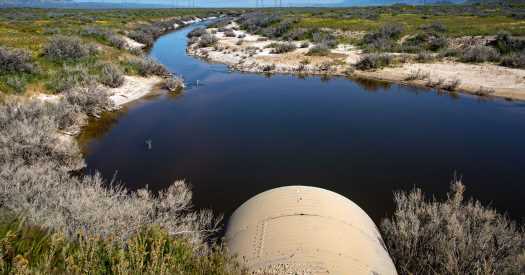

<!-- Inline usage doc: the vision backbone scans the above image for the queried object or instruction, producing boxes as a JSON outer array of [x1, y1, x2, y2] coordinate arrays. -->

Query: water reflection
[[351, 77, 392, 92], [80, 23, 525, 225]]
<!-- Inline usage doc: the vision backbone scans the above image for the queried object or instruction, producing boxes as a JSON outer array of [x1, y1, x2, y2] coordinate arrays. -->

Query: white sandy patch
[[122, 36, 145, 50], [377, 62, 525, 99], [109, 75, 163, 107], [35, 93, 61, 104], [189, 22, 525, 101]]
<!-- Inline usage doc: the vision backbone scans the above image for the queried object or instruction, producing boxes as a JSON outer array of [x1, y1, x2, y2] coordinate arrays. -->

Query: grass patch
[[298, 13, 525, 37], [0, 8, 226, 94], [0, 212, 244, 274]]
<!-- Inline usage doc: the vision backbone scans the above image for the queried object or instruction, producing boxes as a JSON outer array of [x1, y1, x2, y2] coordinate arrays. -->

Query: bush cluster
[[262, 19, 295, 39], [164, 76, 184, 92], [381, 181, 525, 274], [48, 64, 96, 93], [354, 53, 392, 70], [460, 45, 500, 63], [98, 62, 124, 88], [187, 27, 207, 38], [5, 76, 28, 94], [0, 46, 36, 74], [223, 29, 236, 37], [269, 42, 297, 54], [128, 57, 170, 77], [0, 94, 223, 244], [307, 44, 331, 56], [492, 31, 525, 55], [237, 12, 281, 34], [64, 85, 113, 117], [361, 23, 404, 52], [283, 28, 307, 41], [81, 26, 126, 49], [500, 52, 525, 68], [197, 33, 218, 48], [311, 31, 338, 49], [207, 18, 232, 29], [43, 35, 98, 61], [129, 17, 188, 47], [401, 31, 447, 53]]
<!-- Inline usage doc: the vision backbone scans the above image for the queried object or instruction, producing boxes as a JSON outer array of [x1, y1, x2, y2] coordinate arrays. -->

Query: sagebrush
[[381, 180, 525, 275]]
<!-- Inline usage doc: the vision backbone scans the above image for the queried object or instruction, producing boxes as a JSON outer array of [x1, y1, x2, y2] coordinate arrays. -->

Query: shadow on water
[[351, 77, 393, 92], [80, 22, 525, 226]]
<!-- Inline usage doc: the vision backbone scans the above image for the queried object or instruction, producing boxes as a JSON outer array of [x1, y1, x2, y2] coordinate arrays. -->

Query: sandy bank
[[35, 75, 165, 108], [122, 36, 145, 50], [32, 74, 164, 151], [188, 23, 525, 101], [109, 75, 164, 107]]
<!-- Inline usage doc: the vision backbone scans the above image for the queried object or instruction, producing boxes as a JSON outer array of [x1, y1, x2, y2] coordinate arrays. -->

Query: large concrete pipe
[[225, 186, 397, 275]]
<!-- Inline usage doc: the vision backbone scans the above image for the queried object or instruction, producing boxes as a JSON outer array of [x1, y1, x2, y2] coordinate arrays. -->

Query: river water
[[80, 23, 525, 224]]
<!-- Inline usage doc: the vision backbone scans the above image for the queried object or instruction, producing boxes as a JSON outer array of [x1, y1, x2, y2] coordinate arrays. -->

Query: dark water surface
[[81, 23, 525, 224]]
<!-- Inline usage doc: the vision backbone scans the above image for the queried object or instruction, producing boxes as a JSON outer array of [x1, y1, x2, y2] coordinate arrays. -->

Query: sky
[[73, 0, 345, 7]]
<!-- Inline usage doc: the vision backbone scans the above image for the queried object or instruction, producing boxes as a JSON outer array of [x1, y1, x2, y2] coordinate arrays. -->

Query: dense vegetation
[[230, 4, 525, 70], [0, 8, 233, 94], [0, 212, 244, 274], [381, 180, 525, 274]]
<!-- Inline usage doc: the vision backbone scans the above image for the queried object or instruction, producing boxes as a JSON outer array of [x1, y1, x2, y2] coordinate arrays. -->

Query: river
[[80, 22, 525, 224]]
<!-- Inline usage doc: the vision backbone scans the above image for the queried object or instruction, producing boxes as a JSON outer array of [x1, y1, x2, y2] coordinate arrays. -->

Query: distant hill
[[325, 0, 465, 6], [0, 0, 172, 9], [465, 0, 525, 4]]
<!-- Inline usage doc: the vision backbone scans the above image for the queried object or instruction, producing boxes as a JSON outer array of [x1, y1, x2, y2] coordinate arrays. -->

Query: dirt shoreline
[[188, 23, 525, 101], [30, 16, 217, 152]]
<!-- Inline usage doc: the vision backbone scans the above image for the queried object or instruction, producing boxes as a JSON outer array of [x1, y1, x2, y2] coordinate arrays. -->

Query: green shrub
[[81, 26, 126, 49], [223, 29, 236, 37], [187, 27, 207, 38], [48, 64, 95, 93], [438, 48, 461, 58], [401, 23, 448, 53], [0, 99, 82, 169], [415, 51, 434, 63], [362, 23, 404, 52], [262, 19, 294, 39], [98, 62, 124, 88], [355, 54, 392, 70], [460, 45, 500, 63], [43, 35, 98, 61], [381, 181, 525, 275], [237, 12, 281, 34], [0, 46, 36, 74], [283, 28, 307, 41], [0, 215, 244, 274], [128, 57, 169, 77], [5, 76, 27, 94], [164, 76, 184, 92], [64, 85, 113, 117], [269, 42, 297, 54], [492, 31, 525, 55], [419, 21, 447, 33], [500, 52, 525, 69], [307, 44, 330, 56], [129, 29, 154, 46], [311, 31, 338, 49], [197, 33, 218, 48]]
